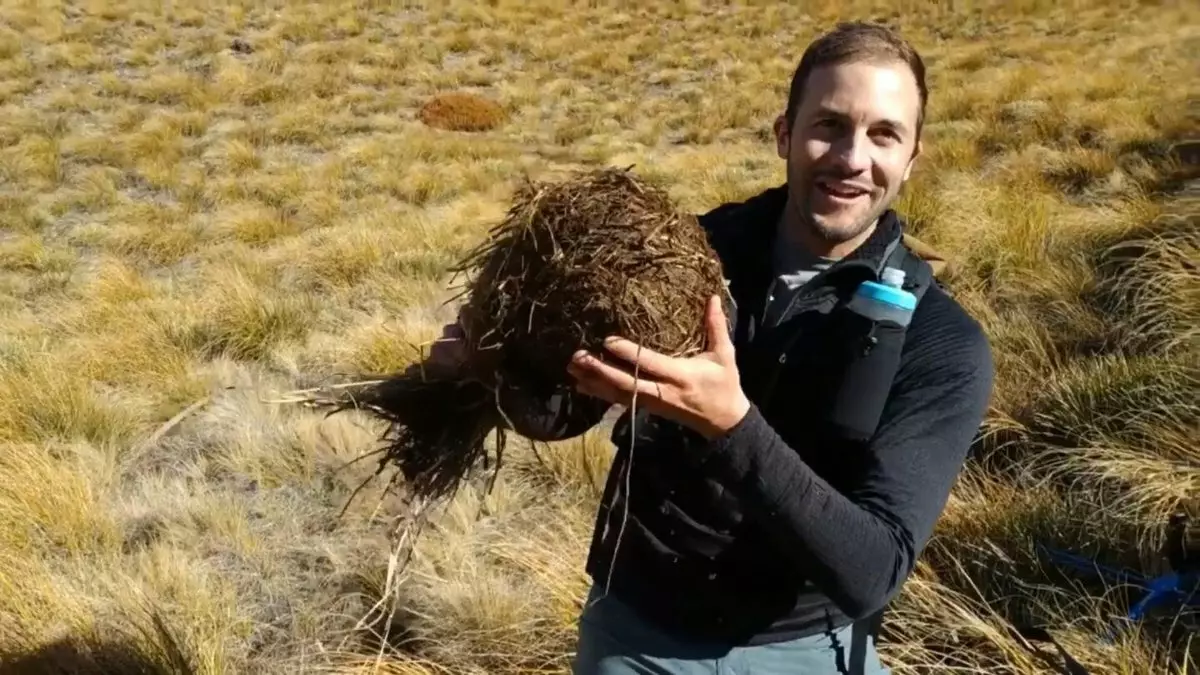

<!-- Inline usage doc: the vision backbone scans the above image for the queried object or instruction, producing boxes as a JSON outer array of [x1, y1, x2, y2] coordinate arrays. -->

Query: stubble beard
[[788, 165, 884, 248], [802, 201, 879, 245]]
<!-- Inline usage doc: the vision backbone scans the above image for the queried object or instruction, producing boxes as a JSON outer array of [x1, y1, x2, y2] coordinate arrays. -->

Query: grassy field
[[0, 1, 1197, 673]]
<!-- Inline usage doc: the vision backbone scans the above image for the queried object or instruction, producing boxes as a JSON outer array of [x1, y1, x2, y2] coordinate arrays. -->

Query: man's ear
[[773, 115, 790, 159], [902, 138, 923, 182]]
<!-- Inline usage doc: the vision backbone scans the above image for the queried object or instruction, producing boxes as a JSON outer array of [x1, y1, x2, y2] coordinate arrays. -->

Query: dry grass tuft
[[418, 92, 508, 133], [297, 167, 724, 520], [457, 166, 726, 382]]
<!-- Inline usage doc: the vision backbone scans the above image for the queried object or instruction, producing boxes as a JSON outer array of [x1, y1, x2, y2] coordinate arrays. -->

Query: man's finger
[[705, 295, 735, 361], [599, 338, 682, 383], [574, 375, 628, 406], [569, 351, 669, 400], [571, 361, 635, 406]]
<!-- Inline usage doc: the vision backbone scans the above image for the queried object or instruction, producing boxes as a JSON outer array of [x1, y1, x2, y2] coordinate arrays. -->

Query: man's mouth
[[815, 178, 870, 201]]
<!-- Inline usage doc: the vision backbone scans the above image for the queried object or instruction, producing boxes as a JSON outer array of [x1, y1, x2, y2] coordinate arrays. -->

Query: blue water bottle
[[845, 266, 917, 330], [821, 266, 918, 441]]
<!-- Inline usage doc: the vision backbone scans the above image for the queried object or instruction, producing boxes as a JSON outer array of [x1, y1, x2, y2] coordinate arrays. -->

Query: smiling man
[[425, 21, 994, 675]]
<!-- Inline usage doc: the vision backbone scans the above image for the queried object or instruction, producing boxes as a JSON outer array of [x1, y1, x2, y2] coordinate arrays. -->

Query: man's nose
[[831, 131, 871, 173]]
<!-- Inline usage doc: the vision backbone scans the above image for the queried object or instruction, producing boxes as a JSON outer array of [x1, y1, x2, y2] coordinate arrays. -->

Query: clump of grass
[[176, 273, 319, 363], [1085, 216, 1199, 356], [307, 167, 725, 511], [417, 92, 508, 132], [0, 234, 77, 275], [352, 433, 602, 674], [0, 347, 144, 446]]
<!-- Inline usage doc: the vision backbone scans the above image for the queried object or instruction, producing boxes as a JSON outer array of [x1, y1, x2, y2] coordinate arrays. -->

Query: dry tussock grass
[[0, 0, 1196, 673], [418, 93, 508, 133]]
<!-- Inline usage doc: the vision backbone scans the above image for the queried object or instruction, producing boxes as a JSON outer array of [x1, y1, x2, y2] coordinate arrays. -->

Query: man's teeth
[[820, 181, 866, 198]]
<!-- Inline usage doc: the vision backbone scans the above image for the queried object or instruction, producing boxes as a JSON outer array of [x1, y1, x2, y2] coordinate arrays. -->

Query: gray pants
[[572, 587, 890, 675]]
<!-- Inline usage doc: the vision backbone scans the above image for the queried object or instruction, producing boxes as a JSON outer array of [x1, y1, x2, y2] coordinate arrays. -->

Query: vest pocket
[[810, 308, 908, 443]]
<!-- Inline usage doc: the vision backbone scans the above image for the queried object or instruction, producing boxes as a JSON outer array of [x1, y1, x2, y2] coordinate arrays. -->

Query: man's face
[[774, 60, 922, 247]]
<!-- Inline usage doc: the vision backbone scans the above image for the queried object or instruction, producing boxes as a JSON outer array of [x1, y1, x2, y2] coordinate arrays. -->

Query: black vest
[[582, 187, 937, 646]]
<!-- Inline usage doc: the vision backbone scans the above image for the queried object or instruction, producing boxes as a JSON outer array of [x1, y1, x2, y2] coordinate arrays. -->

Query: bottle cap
[[881, 267, 906, 288], [856, 280, 917, 310]]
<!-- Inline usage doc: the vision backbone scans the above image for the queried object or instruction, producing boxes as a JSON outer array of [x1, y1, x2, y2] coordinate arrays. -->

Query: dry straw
[[300, 167, 728, 513]]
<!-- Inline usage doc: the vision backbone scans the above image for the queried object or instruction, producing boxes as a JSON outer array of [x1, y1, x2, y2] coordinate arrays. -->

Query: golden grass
[[0, 0, 1196, 673], [418, 92, 509, 133]]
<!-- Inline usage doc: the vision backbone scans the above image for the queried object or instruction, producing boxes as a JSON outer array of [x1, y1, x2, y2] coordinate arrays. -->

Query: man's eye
[[872, 128, 900, 143]]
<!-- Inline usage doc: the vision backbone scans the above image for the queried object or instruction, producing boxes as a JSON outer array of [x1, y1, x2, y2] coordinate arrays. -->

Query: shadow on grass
[[1041, 137, 1198, 201], [0, 634, 193, 667], [0, 641, 189, 675], [338, 571, 422, 658], [907, 505, 1200, 673], [0, 615, 195, 675]]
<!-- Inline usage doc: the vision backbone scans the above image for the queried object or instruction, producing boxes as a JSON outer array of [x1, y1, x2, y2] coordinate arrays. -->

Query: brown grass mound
[[417, 92, 507, 132], [458, 167, 726, 384], [321, 168, 727, 508]]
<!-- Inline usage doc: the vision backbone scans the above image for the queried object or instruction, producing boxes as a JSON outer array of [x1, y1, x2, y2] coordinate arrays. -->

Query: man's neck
[[781, 196, 878, 260]]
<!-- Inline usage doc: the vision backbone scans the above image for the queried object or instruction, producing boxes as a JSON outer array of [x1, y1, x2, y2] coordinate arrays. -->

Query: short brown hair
[[784, 22, 928, 137]]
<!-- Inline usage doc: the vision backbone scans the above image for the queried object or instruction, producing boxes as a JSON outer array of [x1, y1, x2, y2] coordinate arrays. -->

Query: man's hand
[[566, 295, 750, 440]]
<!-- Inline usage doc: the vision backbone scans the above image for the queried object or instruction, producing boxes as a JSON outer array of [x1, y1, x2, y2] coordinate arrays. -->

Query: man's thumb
[[705, 295, 734, 357]]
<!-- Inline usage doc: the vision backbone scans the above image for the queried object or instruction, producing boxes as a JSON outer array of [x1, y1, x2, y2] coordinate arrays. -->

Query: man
[[425, 21, 993, 675]]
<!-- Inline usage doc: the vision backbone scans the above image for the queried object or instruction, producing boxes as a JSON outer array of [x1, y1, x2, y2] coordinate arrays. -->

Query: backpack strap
[[901, 232, 948, 277], [848, 607, 886, 675], [846, 238, 936, 674], [882, 236, 937, 305]]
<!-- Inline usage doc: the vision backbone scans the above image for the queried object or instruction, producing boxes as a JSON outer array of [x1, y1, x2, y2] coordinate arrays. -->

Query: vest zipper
[[759, 327, 806, 410], [756, 259, 879, 411]]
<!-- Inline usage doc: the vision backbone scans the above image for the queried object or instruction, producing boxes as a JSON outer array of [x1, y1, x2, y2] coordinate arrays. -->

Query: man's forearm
[[696, 405, 914, 618], [693, 358, 992, 619]]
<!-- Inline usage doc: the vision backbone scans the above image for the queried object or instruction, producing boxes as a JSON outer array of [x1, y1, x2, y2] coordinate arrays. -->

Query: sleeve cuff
[[692, 403, 762, 471]]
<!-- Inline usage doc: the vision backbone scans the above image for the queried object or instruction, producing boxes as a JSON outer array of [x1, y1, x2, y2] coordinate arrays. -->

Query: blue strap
[[1039, 543, 1200, 643]]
